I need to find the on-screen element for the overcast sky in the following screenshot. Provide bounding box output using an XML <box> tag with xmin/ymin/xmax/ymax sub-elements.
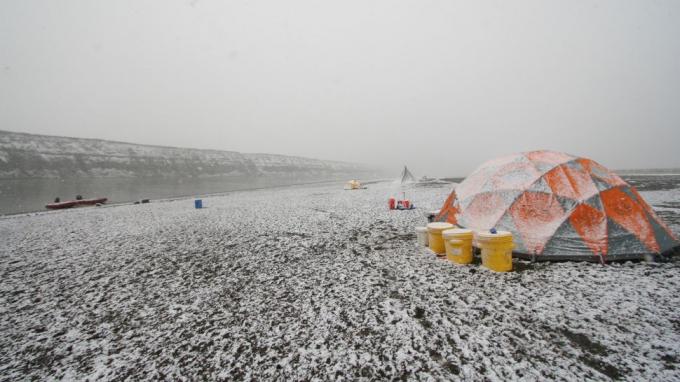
<box><xmin>1</xmin><ymin>0</ymin><xmax>679</xmax><ymax>177</ymax></box>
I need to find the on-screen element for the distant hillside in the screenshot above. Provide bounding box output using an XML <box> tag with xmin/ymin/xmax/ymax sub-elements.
<box><xmin>0</xmin><ymin>130</ymin><xmax>382</xmax><ymax>180</ymax></box>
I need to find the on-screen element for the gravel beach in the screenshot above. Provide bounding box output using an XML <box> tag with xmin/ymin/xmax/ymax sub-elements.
<box><xmin>1</xmin><ymin>178</ymin><xmax>679</xmax><ymax>381</ymax></box>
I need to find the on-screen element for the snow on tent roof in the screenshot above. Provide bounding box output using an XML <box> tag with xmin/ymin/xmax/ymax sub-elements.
<box><xmin>435</xmin><ymin>150</ymin><xmax>679</xmax><ymax>261</ymax></box>
<box><xmin>399</xmin><ymin>166</ymin><xmax>416</xmax><ymax>183</ymax></box>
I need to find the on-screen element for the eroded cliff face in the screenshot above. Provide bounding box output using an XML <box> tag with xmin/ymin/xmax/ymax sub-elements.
<box><xmin>0</xmin><ymin>130</ymin><xmax>380</xmax><ymax>179</ymax></box>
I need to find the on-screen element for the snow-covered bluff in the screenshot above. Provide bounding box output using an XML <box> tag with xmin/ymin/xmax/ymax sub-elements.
<box><xmin>0</xmin><ymin>130</ymin><xmax>382</xmax><ymax>179</ymax></box>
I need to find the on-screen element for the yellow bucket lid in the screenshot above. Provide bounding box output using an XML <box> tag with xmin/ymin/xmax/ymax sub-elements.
<box><xmin>427</xmin><ymin>222</ymin><xmax>454</xmax><ymax>232</ymax></box>
<box><xmin>442</xmin><ymin>228</ymin><xmax>474</xmax><ymax>239</ymax></box>
<box><xmin>475</xmin><ymin>230</ymin><xmax>513</xmax><ymax>241</ymax></box>
<box><xmin>476</xmin><ymin>230</ymin><xmax>512</xmax><ymax>238</ymax></box>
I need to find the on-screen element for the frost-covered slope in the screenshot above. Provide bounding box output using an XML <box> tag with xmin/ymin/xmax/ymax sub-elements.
<box><xmin>0</xmin><ymin>130</ymin><xmax>379</xmax><ymax>179</ymax></box>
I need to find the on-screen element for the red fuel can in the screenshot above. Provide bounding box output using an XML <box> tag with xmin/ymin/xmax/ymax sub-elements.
<box><xmin>403</xmin><ymin>200</ymin><xmax>410</xmax><ymax>209</ymax></box>
<box><xmin>388</xmin><ymin>197</ymin><xmax>396</xmax><ymax>210</ymax></box>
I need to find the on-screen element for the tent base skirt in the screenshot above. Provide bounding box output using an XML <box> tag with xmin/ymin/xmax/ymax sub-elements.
<box><xmin>511</xmin><ymin>246</ymin><xmax>680</xmax><ymax>263</ymax></box>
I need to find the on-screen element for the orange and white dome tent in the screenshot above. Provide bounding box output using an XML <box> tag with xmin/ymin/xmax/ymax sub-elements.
<box><xmin>435</xmin><ymin>150</ymin><xmax>679</xmax><ymax>261</ymax></box>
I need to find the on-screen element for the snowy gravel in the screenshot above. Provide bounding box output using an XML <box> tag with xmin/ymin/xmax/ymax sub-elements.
<box><xmin>1</xmin><ymin>179</ymin><xmax>680</xmax><ymax>381</ymax></box>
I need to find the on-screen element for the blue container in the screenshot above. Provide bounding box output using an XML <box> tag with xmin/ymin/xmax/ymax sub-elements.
<box><xmin>194</xmin><ymin>199</ymin><xmax>203</xmax><ymax>209</ymax></box>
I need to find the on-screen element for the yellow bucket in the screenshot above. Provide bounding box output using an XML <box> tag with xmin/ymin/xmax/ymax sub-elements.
<box><xmin>475</xmin><ymin>230</ymin><xmax>514</xmax><ymax>272</ymax></box>
<box><xmin>442</xmin><ymin>228</ymin><xmax>474</xmax><ymax>264</ymax></box>
<box><xmin>427</xmin><ymin>222</ymin><xmax>454</xmax><ymax>254</ymax></box>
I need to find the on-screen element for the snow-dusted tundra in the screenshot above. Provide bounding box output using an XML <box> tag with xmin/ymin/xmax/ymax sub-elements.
<box><xmin>1</xmin><ymin>180</ymin><xmax>679</xmax><ymax>381</ymax></box>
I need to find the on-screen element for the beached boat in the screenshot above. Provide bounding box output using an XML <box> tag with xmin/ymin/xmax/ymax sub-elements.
<box><xmin>75</xmin><ymin>197</ymin><xmax>108</xmax><ymax>206</ymax></box>
<box><xmin>45</xmin><ymin>197</ymin><xmax>108</xmax><ymax>210</ymax></box>
<box><xmin>45</xmin><ymin>201</ymin><xmax>78</xmax><ymax>210</ymax></box>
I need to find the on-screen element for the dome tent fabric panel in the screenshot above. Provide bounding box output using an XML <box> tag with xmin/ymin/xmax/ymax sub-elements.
<box><xmin>647</xmin><ymin>213</ymin><xmax>680</xmax><ymax>252</ymax></box>
<box><xmin>599</xmin><ymin>220</ymin><xmax>660</xmax><ymax>261</ymax></box>
<box><xmin>600</xmin><ymin>187</ymin><xmax>660</xmax><ymax>253</ymax></box>
<box><xmin>508</xmin><ymin>191</ymin><xmax>568</xmax><ymax>254</ymax></box>
<box><xmin>435</xmin><ymin>150</ymin><xmax>679</xmax><ymax>261</ymax></box>
<box><xmin>544</xmin><ymin>163</ymin><xmax>599</xmax><ymax>201</ymax></box>
<box><xmin>541</xmin><ymin>217</ymin><xmax>605</xmax><ymax>259</ymax></box>
<box><xmin>567</xmin><ymin>203</ymin><xmax>608</xmax><ymax>255</ymax></box>
<box><xmin>461</xmin><ymin>191</ymin><xmax>521</xmax><ymax>230</ymax></box>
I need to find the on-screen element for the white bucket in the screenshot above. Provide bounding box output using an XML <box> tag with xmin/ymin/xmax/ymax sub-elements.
<box><xmin>415</xmin><ymin>226</ymin><xmax>429</xmax><ymax>247</ymax></box>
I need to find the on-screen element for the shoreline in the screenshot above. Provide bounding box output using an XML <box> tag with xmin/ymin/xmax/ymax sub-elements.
<box><xmin>0</xmin><ymin>177</ymin><xmax>393</xmax><ymax>218</ymax></box>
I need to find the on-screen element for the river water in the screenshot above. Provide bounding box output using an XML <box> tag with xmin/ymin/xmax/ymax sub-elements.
<box><xmin>0</xmin><ymin>176</ymin><xmax>342</xmax><ymax>215</ymax></box>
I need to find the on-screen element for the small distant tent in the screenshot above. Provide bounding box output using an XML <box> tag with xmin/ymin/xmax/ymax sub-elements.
<box><xmin>435</xmin><ymin>150</ymin><xmax>679</xmax><ymax>261</ymax></box>
<box><xmin>399</xmin><ymin>166</ymin><xmax>416</xmax><ymax>184</ymax></box>
<box><xmin>344</xmin><ymin>180</ymin><xmax>362</xmax><ymax>190</ymax></box>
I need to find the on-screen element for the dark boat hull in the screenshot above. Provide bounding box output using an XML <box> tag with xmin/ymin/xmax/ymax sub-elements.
<box><xmin>75</xmin><ymin>198</ymin><xmax>108</xmax><ymax>206</ymax></box>
<box><xmin>46</xmin><ymin>201</ymin><xmax>78</xmax><ymax>210</ymax></box>
<box><xmin>45</xmin><ymin>198</ymin><xmax>107</xmax><ymax>210</ymax></box>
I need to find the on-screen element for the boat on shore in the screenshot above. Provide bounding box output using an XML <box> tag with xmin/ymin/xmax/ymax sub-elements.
<box><xmin>45</xmin><ymin>200</ymin><xmax>79</xmax><ymax>210</ymax></box>
<box><xmin>45</xmin><ymin>197</ymin><xmax>108</xmax><ymax>210</ymax></box>
<box><xmin>75</xmin><ymin>197</ymin><xmax>108</xmax><ymax>206</ymax></box>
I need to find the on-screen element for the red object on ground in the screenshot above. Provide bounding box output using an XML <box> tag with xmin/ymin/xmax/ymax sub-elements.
<box><xmin>45</xmin><ymin>201</ymin><xmax>78</xmax><ymax>210</ymax></box>
<box><xmin>388</xmin><ymin>197</ymin><xmax>396</xmax><ymax>210</ymax></box>
<box><xmin>75</xmin><ymin>198</ymin><xmax>108</xmax><ymax>206</ymax></box>
<box><xmin>403</xmin><ymin>200</ymin><xmax>410</xmax><ymax>209</ymax></box>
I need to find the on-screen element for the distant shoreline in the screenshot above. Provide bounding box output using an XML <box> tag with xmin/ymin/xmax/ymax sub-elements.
<box><xmin>619</xmin><ymin>173</ymin><xmax>680</xmax><ymax>176</ymax></box>
<box><xmin>0</xmin><ymin>177</ymin><xmax>393</xmax><ymax>218</ymax></box>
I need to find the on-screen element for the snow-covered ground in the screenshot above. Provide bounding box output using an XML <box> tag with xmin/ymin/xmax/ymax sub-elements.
<box><xmin>1</xmin><ymin>179</ymin><xmax>679</xmax><ymax>381</ymax></box>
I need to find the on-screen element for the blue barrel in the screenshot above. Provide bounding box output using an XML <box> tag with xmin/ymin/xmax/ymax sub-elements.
<box><xmin>194</xmin><ymin>199</ymin><xmax>203</xmax><ymax>209</ymax></box>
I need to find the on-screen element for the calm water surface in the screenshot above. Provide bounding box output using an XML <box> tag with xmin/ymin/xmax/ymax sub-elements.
<box><xmin>0</xmin><ymin>177</ymin><xmax>338</xmax><ymax>215</ymax></box>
